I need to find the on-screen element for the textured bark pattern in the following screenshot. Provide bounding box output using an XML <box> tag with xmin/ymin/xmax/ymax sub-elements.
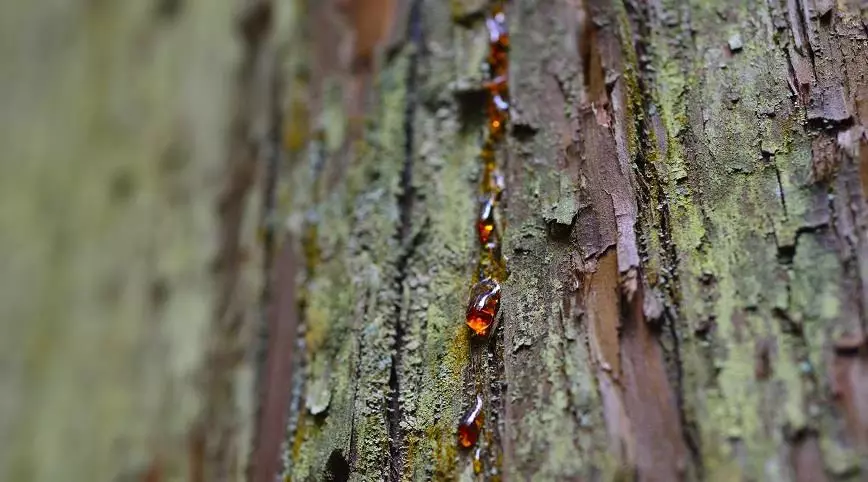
<box><xmin>283</xmin><ymin>0</ymin><xmax>868</xmax><ymax>480</ymax></box>
<box><xmin>4</xmin><ymin>0</ymin><xmax>866</xmax><ymax>481</ymax></box>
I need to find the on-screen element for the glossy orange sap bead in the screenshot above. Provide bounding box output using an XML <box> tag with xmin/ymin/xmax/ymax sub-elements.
<box><xmin>466</xmin><ymin>278</ymin><xmax>501</xmax><ymax>336</ymax></box>
<box><xmin>477</xmin><ymin>197</ymin><xmax>496</xmax><ymax>244</ymax></box>
<box><xmin>458</xmin><ymin>394</ymin><xmax>484</xmax><ymax>448</ymax></box>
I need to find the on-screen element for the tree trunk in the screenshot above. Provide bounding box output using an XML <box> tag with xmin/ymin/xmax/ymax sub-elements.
<box><xmin>4</xmin><ymin>0</ymin><xmax>868</xmax><ymax>482</ymax></box>
<box><xmin>280</xmin><ymin>0</ymin><xmax>868</xmax><ymax>480</ymax></box>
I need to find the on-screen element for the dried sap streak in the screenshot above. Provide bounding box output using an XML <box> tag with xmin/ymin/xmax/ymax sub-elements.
<box><xmin>459</xmin><ymin>3</ymin><xmax>510</xmax><ymax>456</ymax></box>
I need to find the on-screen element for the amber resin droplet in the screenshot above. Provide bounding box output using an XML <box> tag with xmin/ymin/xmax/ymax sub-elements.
<box><xmin>486</xmin><ymin>12</ymin><xmax>510</xmax><ymax>78</ymax></box>
<box><xmin>485</xmin><ymin>78</ymin><xmax>509</xmax><ymax>139</ymax></box>
<box><xmin>458</xmin><ymin>394</ymin><xmax>484</xmax><ymax>448</ymax></box>
<box><xmin>477</xmin><ymin>197</ymin><xmax>496</xmax><ymax>244</ymax></box>
<box><xmin>484</xmin><ymin>75</ymin><xmax>508</xmax><ymax>95</ymax></box>
<box><xmin>456</xmin><ymin>1</ymin><xmax>510</xmax><ymax>459</ymax></box>
<box><xmin>487</xmin><ymin>100</ymin><xmax>509</xmax><ymax>138</ymax></box>
<box><xmin>486</xmin><ymin>11</ymin><xmax>509</xmax><ymax>50</ymax></box>
<box><xmin>466</xmin><ymin>277</ymin><xmax>501</xmax><ymax>336</ymax></box>
<box><xmin>481</xmin><ymin>142</ymin><xmax>496</xmax><ymax>165</ymax></box>
<box><xmin>492</xmin><ymin>171</ymin><xmax>506</xmax><ymax>199</ymax></box>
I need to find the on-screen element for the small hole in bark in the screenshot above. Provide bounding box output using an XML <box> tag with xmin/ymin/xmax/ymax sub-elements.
<box><xmin>323</xmin><ymin>450</ymin><xmax>350</xmax><ymax>482</ymax></box>
<box><xmin>547</xmin><ymin>221</ymin><xmax>573</xmax><ymax>241</ymax></box>
<box><xmin>833</xmin><ymin>332</ymin><xmax>866</xmax><ymax>356</ymax></box>
<box><xmin>777</xmin><ymin>244</ymin><xmax>796</xmax><ymax>264</ymax></box>
<box><xmin>817</xmin><ymin>7</ymin><xmax>833</xmax><ymax>23</ymax></box>
<box><xmin>511</xmin><ymin>122</ymin><xmax>537</xmax><ymax>142</ymax></box>
<box><xmin>456</xmin><ymin>89</ymin><xmax>487</xmax><ymax>132</ymax></box>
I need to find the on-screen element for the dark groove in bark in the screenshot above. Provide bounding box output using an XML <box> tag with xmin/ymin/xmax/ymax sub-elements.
<box><xmin>387</xmin><ymin>1</ymin><xmax>423</xmax><ymax>479</ymax></box>
<box><xmin>397</xmin><ymin>0</ymin><xmax>422</xmax><ymax>243</ymax></box>
<box><xmin>790</xmin><ymin>0</ymin><xmax>817</xmax><ymax>71</ymax></box>
<box><xmin>386</xmin><ymin>227</ymin><xmax>406</xmax><ymax>480</ymax></box>
<box><xmin>773</xmin><ymin>158</ymin><xmax>790</xmax><ymax>218</ymax></box>
<box><xmin>625</xmin><ymin>0</ymin><xmax>682</xmax><ymax>307</ymax></box>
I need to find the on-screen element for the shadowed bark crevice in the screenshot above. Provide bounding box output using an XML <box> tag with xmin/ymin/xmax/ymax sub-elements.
<box><xmin>387</xmin><ymin>0</ymin><xmax>424</xmax><ymax>479</ymax></box>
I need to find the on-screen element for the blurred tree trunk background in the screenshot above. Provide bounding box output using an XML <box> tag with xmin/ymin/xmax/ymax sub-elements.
<box><xmin>2</xmin><ymin>0</ymin><xmax>868</xmax><ymax>481</ymax></box>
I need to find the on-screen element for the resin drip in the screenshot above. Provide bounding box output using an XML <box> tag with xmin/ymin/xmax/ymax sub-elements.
<box><xmin>458</xmin><ymin>394</ymin><xmax>485</xmax><ymax>448</ymax></box>
<box><xmin>464</xmin><ymin>2</ymin><xmax>509</xmax><ymax>333</ymax></box>
<box><xmin>466</xmin><ymin>278</ymin><xmax>501</xmax><ymax>336</ymax></box>
<box><xmin>458</xmin><ymin>1</ymin><xmax>510</xmax><ymax>461</ymax></box>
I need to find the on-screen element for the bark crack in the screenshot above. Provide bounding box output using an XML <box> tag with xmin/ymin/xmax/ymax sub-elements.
<box><xmin>387</xmin><ymin>1</ymin><xmax>423</xmax><ymax>479</ymax></box>
<box><xmin>788</xmin><ymin>0</ymin><xmax>816</xmax><ymax>69</ymax></box>
<box><xmin>773</xmin><ymin>156</ymin><xmax>789</xmax><ymax>219</ymax></box>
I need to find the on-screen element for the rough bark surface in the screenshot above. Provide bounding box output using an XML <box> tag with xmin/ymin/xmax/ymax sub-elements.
<box><xmin>3</xmin><ymin>0</ymin><xmax>868</xmax><ymax>481</ymax></box>
<box><xmin>281</xmin><ymin>0</ymin><xmax>868</xmax><ymax>480</ymax></box>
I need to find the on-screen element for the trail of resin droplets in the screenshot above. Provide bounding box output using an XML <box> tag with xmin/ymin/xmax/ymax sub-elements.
<box><xmin>458</xmin><ymin>2</ymin><xmax>509</xmax><ymax>469</ymax></box>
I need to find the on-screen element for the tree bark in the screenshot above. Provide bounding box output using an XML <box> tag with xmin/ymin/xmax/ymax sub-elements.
<box><xmin>280</xmin><ymin>0</ymin><xmax>868</xmax><ymax>480</ymax></box>
<box><xmin>4</xmin><ymin>0</ymin><xmax>868</xmax><ymax>481</ymax></box>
